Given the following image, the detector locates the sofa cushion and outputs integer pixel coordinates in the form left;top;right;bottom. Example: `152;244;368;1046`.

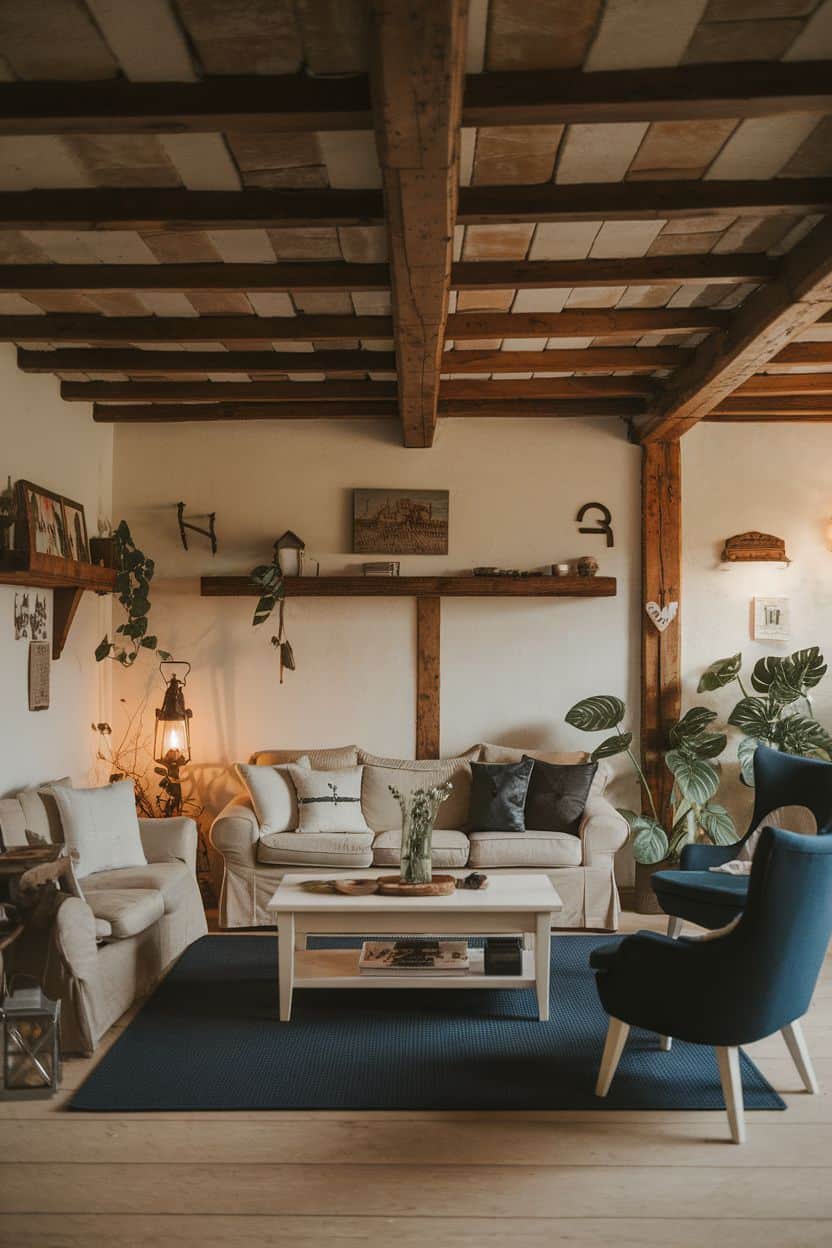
8;776;72;846
466;759;534;833
250;745;358;769
372;829;470;869
235;756;310;835
479;743;610;797
81;861;192;915
257;831;374;867
289;765;370;835
467;830;583;869
360;754;476;832
52;781;147;879
524;757;598;837
85;888;165;939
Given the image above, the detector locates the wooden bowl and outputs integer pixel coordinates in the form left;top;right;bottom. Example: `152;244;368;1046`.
376;874;456;897
333;879;380;896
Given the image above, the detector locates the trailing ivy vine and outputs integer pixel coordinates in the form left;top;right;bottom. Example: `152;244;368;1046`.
95;521;171;667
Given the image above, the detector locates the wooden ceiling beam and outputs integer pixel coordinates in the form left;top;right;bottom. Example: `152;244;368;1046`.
452;255;773;290
0;264;388;293
0;314;393;344
446;308;731;339
62;380;397;402
93;402;398;423
369;0;468;449
712;395;832;417
18;348;396;375
457;180;832;225
443;347;689;372
0;189;383;230
733;373;832;395
439;398;646;418
767;341;832;367
0;61;827;136
463;61;832;126
637;217;832;442
441;377;656;399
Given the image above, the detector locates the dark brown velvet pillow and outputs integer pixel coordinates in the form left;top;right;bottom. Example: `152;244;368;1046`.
523;756;598;837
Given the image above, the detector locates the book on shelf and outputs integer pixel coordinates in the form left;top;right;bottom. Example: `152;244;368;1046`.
358;939;470;975
361;561;401;576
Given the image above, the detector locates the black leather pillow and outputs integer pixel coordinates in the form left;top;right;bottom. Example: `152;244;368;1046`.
523;756;597;837
466;759;534;833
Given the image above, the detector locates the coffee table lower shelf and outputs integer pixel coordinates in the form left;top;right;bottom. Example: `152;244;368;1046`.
292;945;535;991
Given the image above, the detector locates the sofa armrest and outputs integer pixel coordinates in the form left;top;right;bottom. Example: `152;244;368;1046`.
209;798;260;870
52;895;99;985
580;795;629;868
139;816;198;874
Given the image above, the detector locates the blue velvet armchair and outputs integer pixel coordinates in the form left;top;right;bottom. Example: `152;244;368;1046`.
652;745;832;934
592;826;832;1142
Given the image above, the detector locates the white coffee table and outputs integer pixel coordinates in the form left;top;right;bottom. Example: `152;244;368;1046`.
267;871;561;1022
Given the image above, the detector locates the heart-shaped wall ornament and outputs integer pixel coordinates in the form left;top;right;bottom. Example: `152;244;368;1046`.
645;600;678;632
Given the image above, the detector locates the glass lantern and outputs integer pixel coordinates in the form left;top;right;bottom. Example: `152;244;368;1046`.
2;980;61;1099
154;661;193;771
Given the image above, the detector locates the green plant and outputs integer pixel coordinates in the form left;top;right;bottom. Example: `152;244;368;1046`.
250;553;285;628
95;521;171;667
565;695;737;866
697;647;832;783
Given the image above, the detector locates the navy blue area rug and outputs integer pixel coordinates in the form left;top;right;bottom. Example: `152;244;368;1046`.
69;935;785;1113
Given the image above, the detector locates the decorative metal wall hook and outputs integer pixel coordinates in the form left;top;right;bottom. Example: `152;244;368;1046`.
576;501;614;548
177;502;217;555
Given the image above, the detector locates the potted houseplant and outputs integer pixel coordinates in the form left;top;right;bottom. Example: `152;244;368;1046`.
565;695;738;913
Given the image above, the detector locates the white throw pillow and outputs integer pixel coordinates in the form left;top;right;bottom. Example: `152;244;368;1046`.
288;765;369;835
51;781;147;880
235;755;311;835
18;776;72;844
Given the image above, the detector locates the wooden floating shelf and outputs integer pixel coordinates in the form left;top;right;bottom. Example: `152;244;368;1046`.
201;574;617;599
0;552;117;659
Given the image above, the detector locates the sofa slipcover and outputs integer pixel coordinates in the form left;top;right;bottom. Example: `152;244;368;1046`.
258;830;374;867
85;888;165;939
371;828;470;869
467;829;583;869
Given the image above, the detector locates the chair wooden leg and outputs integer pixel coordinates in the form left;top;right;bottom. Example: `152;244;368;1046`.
667;915;683;939
595;1017;630;1097
781;1020;819;1093
715;1046;746;1144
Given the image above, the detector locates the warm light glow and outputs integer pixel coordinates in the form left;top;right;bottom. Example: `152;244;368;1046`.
160;721;187;759
826;519;832;552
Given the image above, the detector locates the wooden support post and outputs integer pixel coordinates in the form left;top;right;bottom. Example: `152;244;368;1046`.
641;442;682;829
416;596;441;759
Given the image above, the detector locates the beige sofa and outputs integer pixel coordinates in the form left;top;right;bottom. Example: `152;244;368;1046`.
3;786;207;1054
210;744;629;931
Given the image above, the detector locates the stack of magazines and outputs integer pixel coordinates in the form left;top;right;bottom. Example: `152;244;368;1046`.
358;939;470;975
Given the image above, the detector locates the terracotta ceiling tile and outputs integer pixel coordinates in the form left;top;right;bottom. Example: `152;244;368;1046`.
585;0;708;69
0;0;118;78
291;291;354;316
246;293;295;317
86;0;198;82
462;225;535;260
317;132;382;189
565;287;626;308
338;226;388;264
352;292;392;316
683;18;805;61
188;293;255;315
63;135;181;187
206;230;277;264
648;232;718;254
711;214;800;252
454;290;516;311
226;134;327;190
706;115;820;179
529;222;601;260
0;231;50;264
0;138;90;190
471;126;562;185
295;0;369;73
140;231;222;263
703;1;815;19
177;0;302;74
785;2;832;56
267;228;342;262
89;294;154;317
627;119;738;179
590;221;666;258
159;135;241;191
556;122;648;184
616;285;675;308
514;289;571;311
661;214;736;235
485;0;603;69
779;116;832;176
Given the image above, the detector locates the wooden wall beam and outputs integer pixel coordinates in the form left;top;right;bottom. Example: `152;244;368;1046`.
19;348;397;376
457;179;832;225
93;402;398;423
0;263;389;294
416;597;441;759
446;308;731;339
463;61;832;127
638;217;832;442
642;441;682;833
369;0;468;448
0;314;394;344
452;255;773;290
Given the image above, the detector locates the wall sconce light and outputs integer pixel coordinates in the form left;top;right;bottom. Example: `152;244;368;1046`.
154;660;193;817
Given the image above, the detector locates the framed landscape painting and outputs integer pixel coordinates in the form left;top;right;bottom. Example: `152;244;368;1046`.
353;489;449;555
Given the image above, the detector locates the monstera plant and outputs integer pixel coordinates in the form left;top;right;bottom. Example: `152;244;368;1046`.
565;695;737;866
698;646;832;784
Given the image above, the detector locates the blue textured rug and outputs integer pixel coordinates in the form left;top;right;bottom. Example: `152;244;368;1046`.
69;935;785;1112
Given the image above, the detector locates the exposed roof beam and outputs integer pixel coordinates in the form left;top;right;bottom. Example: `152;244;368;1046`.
0;189;383;231
0;314;393;343
0;263;388;293
637;217;832;442
0;62;828;136
62;380;397;402
441;377;656;399
711;395;832;417
766;341;832;368
446;308;731;339
439;397;646;418
443;347;688;372
462;62;832;127
18;348;396;375
93;402;398;423
453;255;772;289
457;180;832;225
733;373;832;394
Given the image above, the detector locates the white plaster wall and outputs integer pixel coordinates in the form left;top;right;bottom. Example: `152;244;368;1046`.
111;416;641;818
0;343;112;794
682;422;832;828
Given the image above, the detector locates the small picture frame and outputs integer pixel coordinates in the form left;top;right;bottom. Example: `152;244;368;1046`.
62;496;90;563
28;641;50;711
16;481;69;560
753;596;791;641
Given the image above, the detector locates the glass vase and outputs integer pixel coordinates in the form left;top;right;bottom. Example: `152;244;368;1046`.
389;782;453;886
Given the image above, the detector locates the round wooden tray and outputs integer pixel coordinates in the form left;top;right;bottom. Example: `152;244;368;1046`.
376;874;456;897
333;879;380;896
